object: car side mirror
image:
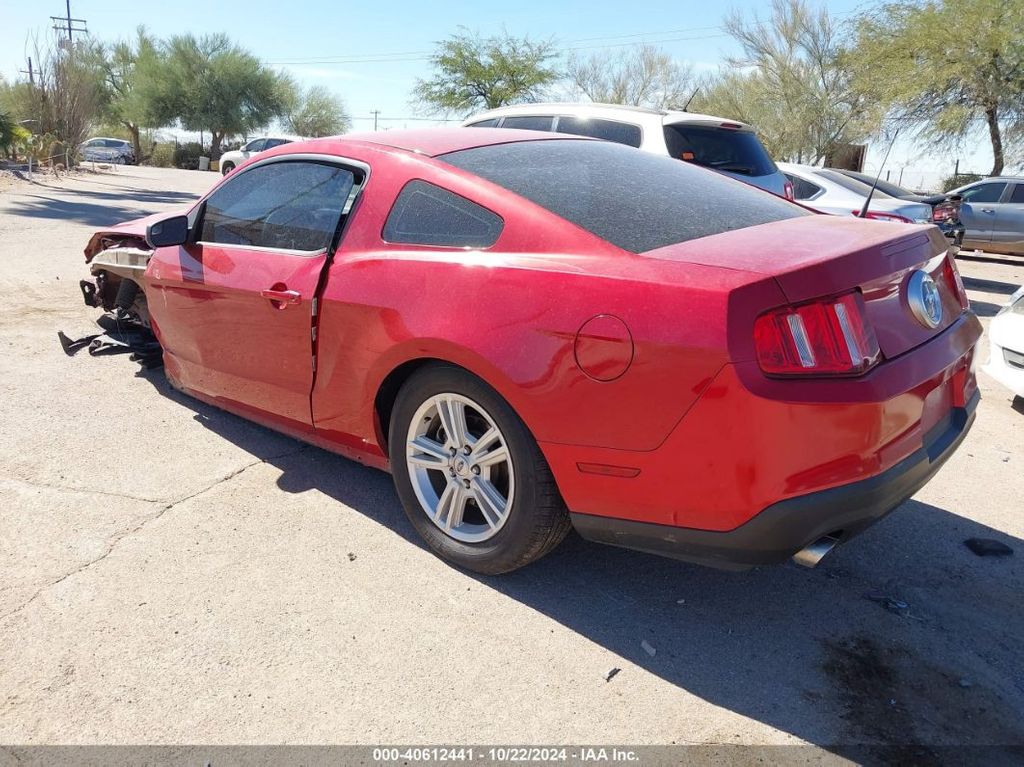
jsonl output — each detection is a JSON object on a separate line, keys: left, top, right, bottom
{"left": 146, "top": 214, "right": 190, "bottom": 248}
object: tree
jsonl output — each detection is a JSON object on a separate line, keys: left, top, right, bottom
{"left": 849, "top": 0, "right": 1024, "bottom": 176}
{"left": 141, "top": 34, "right": 291, "bottom": 159}
{"left": 413, "top": 29, "right": 560, "bottom": 114}
{"left": 700, "top": 0, "right": 879, "bottom": 164}
{"left": 14, "top": 36, "right": 107, "bottom": 157}
{"left": 566, "top": 45, "right": 695, "bottom": 109}
{"left": 93, "top": 28, "right": 161, "bottom": 162}
{"left": 283, "top": 85, "right": 351, "bottom": 137}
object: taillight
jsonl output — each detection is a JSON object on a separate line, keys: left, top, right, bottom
{"left": 943, "top": 256, "right": 969, "bottom": 310}
{"left": 754, "top": 292, "right": 881, "bottom": 377}
{"left": 783, "top": 180, "right": 795, "bottom": 201}
{"left": 932, "top": 201, "right": 959, "bottom": 222}
{"left": 853, "top": 210, "right": 913, "bottom": 223}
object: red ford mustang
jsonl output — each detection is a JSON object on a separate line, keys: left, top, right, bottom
{"left": 79, "top": 128, "right": 982, "bottom": 573}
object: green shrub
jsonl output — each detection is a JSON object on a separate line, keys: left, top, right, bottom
{"left": 942, "top": 172, "right": 983, "bottom": 192}
{"left": 172, "top": 141, "right": 206, "bottom": 170}
{"left": 148, "top": 143, "right": 174, "bottom": 167}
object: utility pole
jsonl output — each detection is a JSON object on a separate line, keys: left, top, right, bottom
{"left": 51, "top": 1, "right": 87, "bottom": 46}
{"left": 370, "top": 110, "right": 381, "bottom": 131}
{"left": 18, "top": 57, "right": 34, "bottom": 85}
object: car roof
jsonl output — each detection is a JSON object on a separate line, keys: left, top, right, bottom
{"left": 463, "top": 102, "right": 753, "bottom": 131}
{"left": 302, "top": 127, "right": 589, "bottom": 158}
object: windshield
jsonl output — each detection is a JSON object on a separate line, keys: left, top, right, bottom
{"left": 663, "top": 124, "right": 777, "bottom": 177}
{"left": 442, "top": 139, "right": 807, "bottom": 253}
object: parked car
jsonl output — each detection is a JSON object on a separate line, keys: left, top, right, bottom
{"left": 947, "top": 177, "right": 1024, "bottom": 256}
{"left": 831, "top": 169, "right": 965, "bottom": 246}
{"left": 779, "top": 163, "right": 933, "bottom": 223}
{"left": 78, "top": 128, "right": 980, "bottom": 574}
{"left": 80, "top": 137, "right": 135, "bottom": 164}
{"left": 464, "top": 102, "right": 793, "bottom": 198}
{"left": 218, "top": 135, "right": 301, "bottom": 174}
{"left": 984, "top": 285, "right": 1024, "bottom": 399}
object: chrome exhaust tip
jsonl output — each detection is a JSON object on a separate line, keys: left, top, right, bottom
{"left": 792, "top": 535, "right": 840, "bottom": 568}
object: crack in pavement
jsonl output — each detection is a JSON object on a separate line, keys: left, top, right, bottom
{"left": 4, "top": 476, "right": 163, "bottom": 505}
{"left": 0, "top": 445, "right": 311, "bottom": 623}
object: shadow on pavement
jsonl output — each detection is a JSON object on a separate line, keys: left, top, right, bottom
{"left": 968, "top": 299, "right": 1005, "bottom": 318}
{"left": 137, "top": 367, "right": 1024, "bottom": 756}
{"left": 5, "top": 194, "right": 161, "bottom": 227}
{"left": 4, "top": 188, "right": 198, "bottom": 228}
{"left": 961, "top": 276, "right": 1021, "bottom": 296}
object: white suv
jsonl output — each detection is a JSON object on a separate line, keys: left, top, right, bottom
{"left": 464, "top": 103, "right": 791, "bottom": 198}
{"left": 219, "top": 135, "right": 304, "bottom": 175}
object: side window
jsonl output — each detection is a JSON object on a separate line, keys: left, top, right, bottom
{"left": 383, "top": 180, "right": 503, "bottom": 248}
{"left": 500, "top": 116, "right": 554, "bottom": 132}
{"left": 265, "top": 139, "right": 290, "bottom": 149}
{"left": 200, "top": 161, "right": 357, "bottom": 251}
{"left": 244, "top": 139, "right": 266, "bottom": 152}
{"left": 1009, "top": 184, "right": 1024, "bottom": 204}
{"left": 962, "top": 183, "right": 1006, "bottom": 203}
{"left": 555, "top": 117, "right": 642, "bottom": 148}
{"left": 788, "top": 174, "right": 822, "bottom": 201}
{"left": 467, "top": 118, "right": 500, "bottom": 128}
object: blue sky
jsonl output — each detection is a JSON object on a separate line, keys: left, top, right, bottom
{"left": 2, "top": 0, "right": 995, "bottom": 186}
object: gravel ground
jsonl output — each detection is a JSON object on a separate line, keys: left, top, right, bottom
{"left": 0, "top": 166, "right": 1021, "bottom": 757}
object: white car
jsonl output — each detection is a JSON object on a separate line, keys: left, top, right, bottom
{"left": 779, "top": 162, "right": 933, "bottom": 223}
{"left": 80, "top": 137, "right": 135, "bottom": 164}
{"left": 463, "top": 102, "right": 792, "bottom": 198}
{"left": 219, "top": 135, "right": 303, "bottom": 175}
{"left": 984, "top": 286, "right": 1024, "bottom": 400}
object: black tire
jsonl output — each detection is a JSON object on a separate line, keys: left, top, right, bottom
{"left": 221, "top": 162, "right": 235, "bottom": 175}
{"left": 389, "top": 364, "right": 571, "bottom": 574}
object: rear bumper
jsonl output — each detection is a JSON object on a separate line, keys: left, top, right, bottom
{"left": 571, "top": 391, "right": 978, "bottom": 570}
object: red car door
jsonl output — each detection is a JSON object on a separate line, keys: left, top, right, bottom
{"left": 145, "top": 157, "right": 363, "bottom": 432}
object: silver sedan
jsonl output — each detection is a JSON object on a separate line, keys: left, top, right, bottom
{"left": 951, "top": 177, "right": 1024, "bottom": 256}
{"left": 779, "top": 162, "right": 932, "bottom": 223}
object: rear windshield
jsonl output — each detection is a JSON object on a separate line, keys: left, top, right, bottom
{"left": 813, "top": 169, "right": 894, "bottom": 199}
{"left": 663, "top": 124, "right": 776, "bottom": 178}
{"left": 836, "top": 169, "right": 912, "bottom": 198}
{"left": 441, "top": 139, "right": 808, "bottom": 253}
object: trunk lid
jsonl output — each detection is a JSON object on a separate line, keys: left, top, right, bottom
{"left": 642, "top": 215, "right": 965, "bottom": 359}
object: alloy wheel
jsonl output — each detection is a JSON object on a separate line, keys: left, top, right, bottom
{"left": 405, "top": 393, "right": 515, "bottom": 543}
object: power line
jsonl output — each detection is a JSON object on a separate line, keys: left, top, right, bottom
{"left": 265, "top": 11, "right": 858, "bottom": 67}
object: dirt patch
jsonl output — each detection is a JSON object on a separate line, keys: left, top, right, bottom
{"left": 823, "top": 636, "right": 1024, "bottom": 763}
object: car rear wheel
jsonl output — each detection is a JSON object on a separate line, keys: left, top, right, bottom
{"left": 389, "top": 365, "right": 570, "bottom": 574}
{"left": 221, "top": 162, "right": 235, "bottom": 175}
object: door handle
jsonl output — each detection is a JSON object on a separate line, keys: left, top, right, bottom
{"left": 981, "top": 208, "right": 995, "bottom": 214}
{"left": 261, "top": 288, "right": 301, "bottom": 305}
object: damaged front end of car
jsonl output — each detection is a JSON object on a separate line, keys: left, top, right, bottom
{"left": 60, "top": 222, "right": 164, "bottom": 366}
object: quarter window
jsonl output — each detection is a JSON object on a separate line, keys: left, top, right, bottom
{"left": 467, "top": 118, "right": 500, "bottom": 128}
{"left": 555, "top": 116, "right": 642, "bottom": 148}
{"left": 787, "top": 174, "right": 823, "bottom": 201}
{"left": 383, "top": 180, "right": 503, "bottom": 248}
{"left": 500, "top": 116, "right": 554, "bottom": 132}
{"left": 200, "top": 160, "right": 356, "bottom": 251}
{"left": 961, "top": 183, "right": 1006, "bottom": 203}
